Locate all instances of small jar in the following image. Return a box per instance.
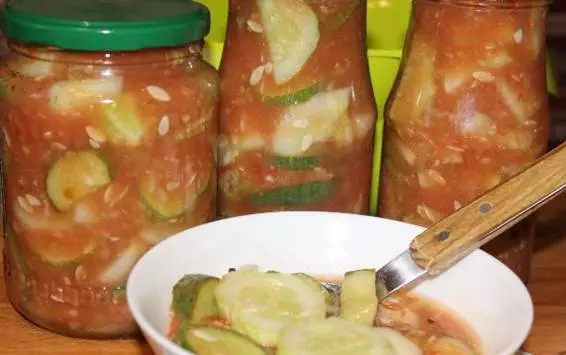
[378,0,551,282]
[217,0,378,217]
[0,0,218,338]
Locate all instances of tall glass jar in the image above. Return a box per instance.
[0,0,218,338]
[378,0,551,283]
[218,0,378,217]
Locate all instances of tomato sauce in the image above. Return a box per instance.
[218,0,377,217]
[378,0,550,282]
[1,41,218,338]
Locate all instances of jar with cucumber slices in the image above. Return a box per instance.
[377,0,551,283]
[0,0,218,338]
[217,0,378,217]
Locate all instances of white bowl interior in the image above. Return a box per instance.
[127,212,533,355]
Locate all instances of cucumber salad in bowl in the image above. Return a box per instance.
[167,265,479,355]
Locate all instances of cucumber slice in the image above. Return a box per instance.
[257,0,320,85]
[46,150,111,212]
[10,54,56,79]
[293,273,340,317]
[13,199,97,267]
[36,240,96,268]
[48,77,123,114]
[139,175,190,220]
[272,88,351,156]
[214,268,325,347]
[277,317,396,355]
[182,324,267,355]
[427,336,477,355]
[375,327,422,355]
[250,180,333,207]
[339,269,379,326]
[100,94,145,146]
[262,82,324,105]
[270,156,319,170]
[172,274,220,323]
[98,241,146,285]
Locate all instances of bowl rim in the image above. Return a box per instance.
[126,211,534,355]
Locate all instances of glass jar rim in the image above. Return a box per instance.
[7,40,203,66]
[417,0,552,9]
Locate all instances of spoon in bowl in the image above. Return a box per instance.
[322,142,566,300]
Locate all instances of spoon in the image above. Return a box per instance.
[322,142,566,300]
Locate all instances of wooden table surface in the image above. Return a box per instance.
[0,197,565,355]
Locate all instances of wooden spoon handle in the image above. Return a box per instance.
[410,142,566,274]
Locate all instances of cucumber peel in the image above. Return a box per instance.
[172,274,220,323]
[270,156,319,170]
[262,82,324,105]
[250,180,334,207]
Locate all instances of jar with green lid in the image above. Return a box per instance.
[0,0,218,338]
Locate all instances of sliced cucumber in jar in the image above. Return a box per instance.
[250,180,334,207]
[257,0,320,85]
[139,175,191,220]
[36,240,96,268]
[182,324,267,355]
[339,269,379,326]
[261,82,324,105]
[172,274,220,323]
[48,76,123,114]
[214,268,326,347]
[100,94,145,146]
[46,150,112,212]
[277,317,396,355]
[98,241,146,286]
[272,88,351,156]
[270,156,319,170]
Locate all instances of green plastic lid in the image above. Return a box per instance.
[0,0,210,51]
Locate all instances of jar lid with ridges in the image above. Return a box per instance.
[0,0,210,51]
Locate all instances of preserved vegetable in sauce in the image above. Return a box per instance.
[168,267,481,354]
[378,0,550,282]
[218,0,377,217]
[1,0,218,338]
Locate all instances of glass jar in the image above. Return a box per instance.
[218,0,378,217]
[0,0,218,338]
[378,0,551,282]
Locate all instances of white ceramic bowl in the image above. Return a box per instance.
[126,212,533,355]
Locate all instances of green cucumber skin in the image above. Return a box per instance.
[251,180,334,207]
[172,274,219,318]
[262,82,324,106]
[270,156,319,170]
[139,189,185,221]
